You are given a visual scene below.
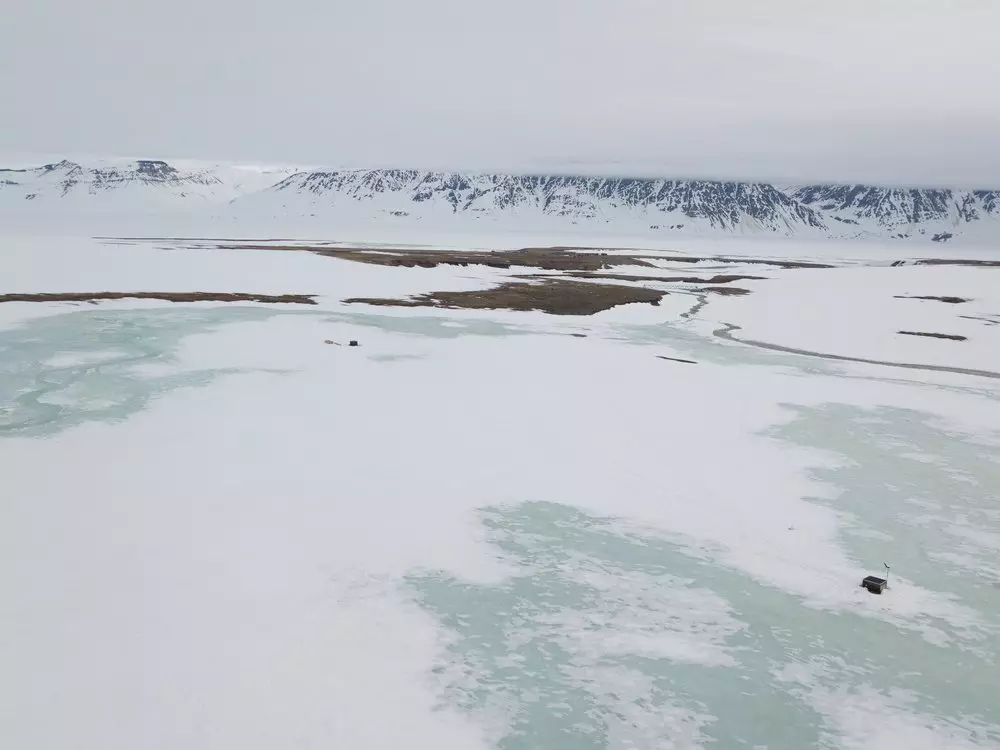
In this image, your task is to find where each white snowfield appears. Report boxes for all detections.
[703,264,1000,373]
[2,228,1000,750]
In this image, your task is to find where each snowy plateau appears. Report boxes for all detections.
[2,156,1000,750]
[2,156,1000,243]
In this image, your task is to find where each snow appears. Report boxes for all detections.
[702,265,1000,373]
[2,230,1000,749]
[0,235,502,305]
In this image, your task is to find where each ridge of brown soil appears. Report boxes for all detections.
[213,243,833,271]
[702,287,751,296]
[0,292,317,305]
[229,245,657,271]
[894,295,970,304]
[562,272,766,284]
[345,278,666,316]
[907,259,1000,268]
[898,330,967,341]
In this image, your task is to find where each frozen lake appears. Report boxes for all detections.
[2,236,1000,749]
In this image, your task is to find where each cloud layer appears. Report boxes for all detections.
[2,0,998,185]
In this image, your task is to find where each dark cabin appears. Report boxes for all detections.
[862,575,887,595]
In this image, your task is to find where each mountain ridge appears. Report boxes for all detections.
[3,158,999,243]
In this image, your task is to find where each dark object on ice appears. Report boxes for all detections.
[349,340,359,347]
[862,575,887,594]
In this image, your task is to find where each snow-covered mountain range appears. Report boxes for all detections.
[3,157,998,243]
[0,158,299,214]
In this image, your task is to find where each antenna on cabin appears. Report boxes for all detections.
[883,562,891,587]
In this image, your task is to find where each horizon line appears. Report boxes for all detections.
[2,152,999,192]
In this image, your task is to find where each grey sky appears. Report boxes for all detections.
[2,0,999,185]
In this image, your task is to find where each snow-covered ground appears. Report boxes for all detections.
[2,232,999,750]
[702,264,1000,373]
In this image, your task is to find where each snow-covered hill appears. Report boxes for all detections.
[229,169,1000,243]
[0,158,299,216]
[792,185,1000,243]
[3,157,999,243]
[239,171,830,237]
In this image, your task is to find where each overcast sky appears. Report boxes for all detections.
[2,0,999,185]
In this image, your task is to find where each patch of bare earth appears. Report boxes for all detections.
[0,292,317,305]
[657,355,697,364]
[650,256,833,269]
[700,286,751,296]
[908,259,1000,268]
[894,295,970,304]
[223,245,659,271]
[898,330,967,341]
[345,278,666,316]
[209,243,834,272]
[543,272,766,284]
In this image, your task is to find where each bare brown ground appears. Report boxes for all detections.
[205,243,832,271]
[106,238,1000,272]
[225,245,658,271]
[702,286,751,296]
[894,295,970,304]
[559,272,765,284]
[0,292,317,305]
[909,259,1000,268]
[345,278,667,316]
[898,330,968,341]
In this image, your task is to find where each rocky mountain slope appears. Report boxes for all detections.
[791,185,1000,242]
[3,158,998,242]
[255,171,828,234]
